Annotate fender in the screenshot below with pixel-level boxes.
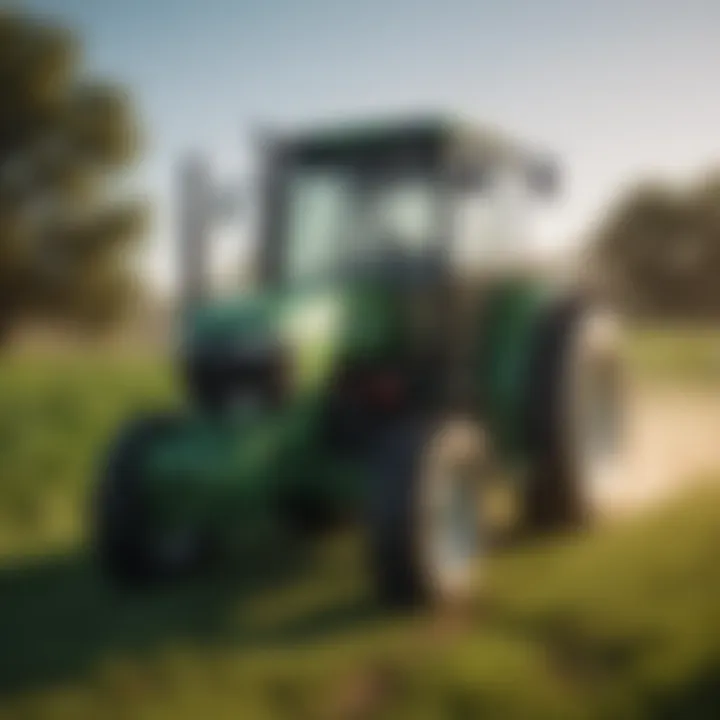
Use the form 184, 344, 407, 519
475, 278, 556, 465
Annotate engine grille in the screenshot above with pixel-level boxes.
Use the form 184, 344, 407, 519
183, 344, 287, 413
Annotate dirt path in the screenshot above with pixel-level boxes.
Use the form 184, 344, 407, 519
598, 384, 720, 517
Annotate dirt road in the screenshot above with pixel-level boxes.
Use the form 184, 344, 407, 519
598, 385, 720, 517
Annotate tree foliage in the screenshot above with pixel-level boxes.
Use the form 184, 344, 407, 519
593, 171, 720, 320
0, 11, 147, 341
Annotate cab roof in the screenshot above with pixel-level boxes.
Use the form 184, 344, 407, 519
274, 114, 549, 170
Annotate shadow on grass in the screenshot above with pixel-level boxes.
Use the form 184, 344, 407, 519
0, 545, 380, 698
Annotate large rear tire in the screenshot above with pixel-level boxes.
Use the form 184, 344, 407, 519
523, 299, 624, 531
367, 416, 486, 607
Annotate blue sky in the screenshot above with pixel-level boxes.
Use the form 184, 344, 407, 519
23, 0, 720, 290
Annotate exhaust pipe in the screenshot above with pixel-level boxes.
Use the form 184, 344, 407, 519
177, 152, 243, 321
177, 153, 213, 321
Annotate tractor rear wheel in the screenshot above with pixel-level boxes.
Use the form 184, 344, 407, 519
523, 299, 623, 531
94, 413, 207, 585
368, 416, 486, 607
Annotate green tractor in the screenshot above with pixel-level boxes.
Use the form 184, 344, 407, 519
94, 116, 623, 606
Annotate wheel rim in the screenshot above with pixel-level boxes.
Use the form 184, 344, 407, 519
581, 359, 620, 464
420, 422, 483, 598
572, 313, 623, 493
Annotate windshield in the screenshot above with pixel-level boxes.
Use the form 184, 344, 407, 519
280, 164, 439, 285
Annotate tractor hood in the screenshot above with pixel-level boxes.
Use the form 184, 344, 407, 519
182, 292, 280, 353
182, 286, 348, 395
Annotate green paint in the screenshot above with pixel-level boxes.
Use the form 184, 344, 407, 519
139, 280, 402, 538
476, 279, 553, 463
140, 275, 551, 536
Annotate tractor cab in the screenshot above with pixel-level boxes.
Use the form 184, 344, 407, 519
256, 117, 558, 291
245, 118, 561, 412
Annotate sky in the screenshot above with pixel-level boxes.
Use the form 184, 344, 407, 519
21, 0, 720, 292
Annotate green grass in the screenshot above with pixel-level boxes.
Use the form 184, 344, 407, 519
626, 326, 720, 386
0, 342, 718, 719
0, 353, 176, 558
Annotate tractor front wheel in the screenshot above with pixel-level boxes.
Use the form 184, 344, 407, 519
94, 413, 207, 585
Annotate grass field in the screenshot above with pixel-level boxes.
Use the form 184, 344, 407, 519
0, 332, 718, 719
626, 326, 720, 387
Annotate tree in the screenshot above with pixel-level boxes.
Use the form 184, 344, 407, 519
0, 11, 147, 343
592, 173, 720, 320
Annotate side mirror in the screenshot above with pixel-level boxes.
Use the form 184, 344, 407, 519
452, 163, 493, 193
527, 156, 560, 198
